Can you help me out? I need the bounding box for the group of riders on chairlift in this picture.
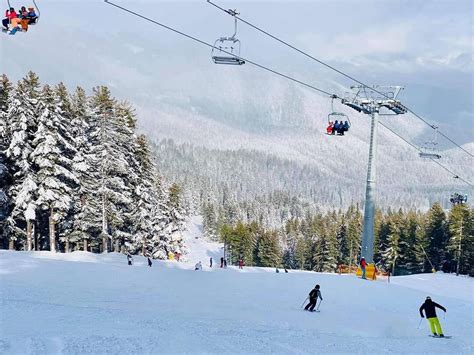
[3,5,38,35]
[326,120,350,136]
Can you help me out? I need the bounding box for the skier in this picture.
[220,257,224,268]
[210,257,213,268]
[419,296,447,337]
[360,257,367,279]
[304,284,323,312]
[147,257,152,267]
[224,259,227,268]
[284,268,288,273]
[276,268,280,273]
[195,261,202,271]
[127,253,133,266]
[238,258,244,269]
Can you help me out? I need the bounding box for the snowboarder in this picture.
[147,257,152,267]
[210,257,213,268]
[220,257,224,268]
[195,261,202,271]
[304,284,323,312]
[127,253,133,266]
[360,257,367,279]
[419,296,446,337]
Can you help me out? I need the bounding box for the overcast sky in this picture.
[1,0,472,143]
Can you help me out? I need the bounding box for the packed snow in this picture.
[0,218,472,354]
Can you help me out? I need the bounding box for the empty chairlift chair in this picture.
[419,127,442,159]
[211,9,245,66]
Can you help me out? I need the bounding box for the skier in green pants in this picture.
[419,296,447,337]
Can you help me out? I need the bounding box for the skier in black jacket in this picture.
[419,296,447,337]
[304,285,323,312]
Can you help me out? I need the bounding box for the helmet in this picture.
[426,296,431,300]
[315,284,320,289]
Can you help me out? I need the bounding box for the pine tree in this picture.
[256,229,281,267]
[424,203,448,271]
[31,84,78,252]
[446,204,472,275]
[5,72,41,250]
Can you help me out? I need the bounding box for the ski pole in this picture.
[300,296,309,308]
[417,318,423,329]
[316,299,323,311]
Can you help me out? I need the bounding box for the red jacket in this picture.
[5,10,17,19]
[360,259,367,268]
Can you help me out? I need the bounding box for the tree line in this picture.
[0,72,186,258]
[203,202,473,276]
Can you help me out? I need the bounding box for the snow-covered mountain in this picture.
[2,1,472,212]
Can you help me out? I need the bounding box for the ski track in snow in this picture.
[0,217,473,354]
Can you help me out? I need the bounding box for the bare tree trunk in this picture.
[65,239,70,253]
[102,235,108,253]
[49,208,56,252]
[83,238,88,252]
[114,239,120,253]
[142,241,146,256]
[8,239,14,250]
[26,220,33,251]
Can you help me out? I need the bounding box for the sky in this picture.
[1,0,472,144]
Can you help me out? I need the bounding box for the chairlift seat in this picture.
[212,56,245,65]
[419,152,442,159]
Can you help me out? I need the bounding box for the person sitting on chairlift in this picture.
[333,120,339,135]
[326,121,333,135]
[2,7,17,31]
[343,120,350,132]
[27,7,37,24]
[337,122,345,135]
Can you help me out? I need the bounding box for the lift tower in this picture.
[342,86,407,263]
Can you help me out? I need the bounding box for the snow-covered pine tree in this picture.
[131,134,156,256]
[0,75,12,244]
[31,84,78,252]
[67,86,99,252]
[5,72,41,250]
[89,87,133,252]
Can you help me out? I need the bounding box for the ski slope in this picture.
[0,219,473,354]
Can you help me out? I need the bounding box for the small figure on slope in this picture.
[127,253,133,266]
[360,257,367,279]
[147,257,153,267]
[195,261,202,271]
[419,296,447,337]
[220,257,224,268]
[210,257,213,268]
[304,284,323,312]
[238,258,244,269]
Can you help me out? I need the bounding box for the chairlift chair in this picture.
[211,10,245,66]
[419,127,442,160]
[327,97,351,135]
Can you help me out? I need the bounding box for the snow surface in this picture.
[0,218,473,354]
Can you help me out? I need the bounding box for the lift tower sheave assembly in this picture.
[342,86,408,263]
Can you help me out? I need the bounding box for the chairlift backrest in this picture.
[211,12,245,65]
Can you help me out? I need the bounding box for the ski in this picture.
[428,335,452,339]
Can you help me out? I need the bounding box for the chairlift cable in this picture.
[207,0,474,159]
[103,0,471,187]
[103,0,334,97]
